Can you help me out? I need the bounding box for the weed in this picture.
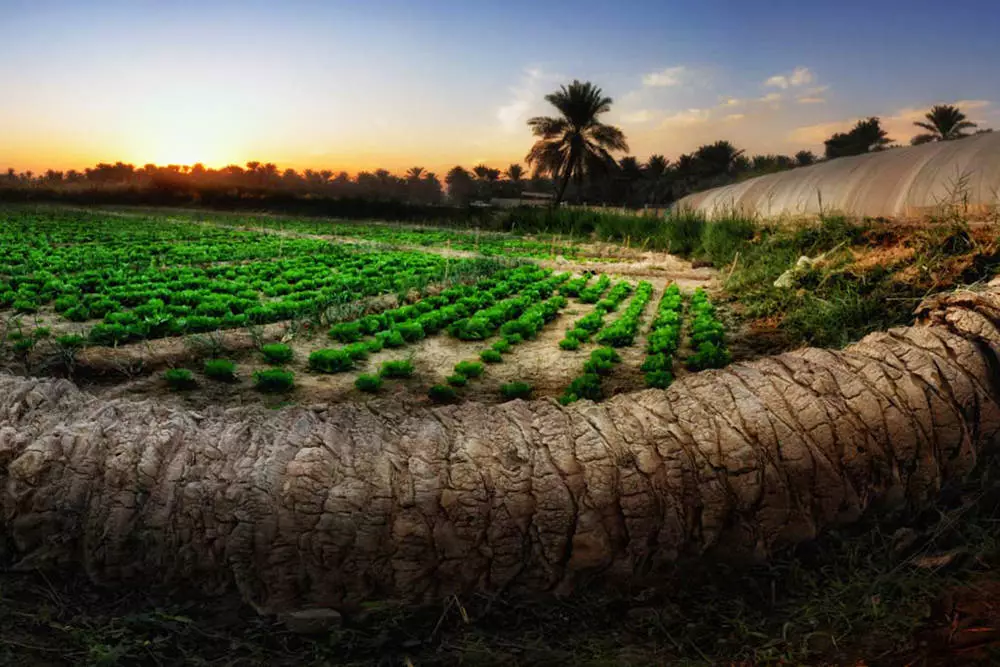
[163,368,196,390]
[203,358,237,382]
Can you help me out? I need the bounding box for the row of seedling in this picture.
[685,288,731,371]
[640,283,683,389]
[558,281,633,350]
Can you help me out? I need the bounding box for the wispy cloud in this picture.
[497,68,554,134]
[659,108,711,128]
[622,109,655,123]
[642,66,688,88]
[765,66,814,89]
[796,85,829,104]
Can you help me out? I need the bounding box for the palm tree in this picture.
[643,155,670,206]
[825,118,893,159]
[526,80,629,205]
[911,104,978,145]
[694,140,745,179]
[405,167,426,182]
[505,164,525,184]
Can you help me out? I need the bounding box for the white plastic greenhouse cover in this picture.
[675,131,1000,219]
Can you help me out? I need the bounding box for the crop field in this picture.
[0,206,726,407]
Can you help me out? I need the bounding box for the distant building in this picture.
[489,191,555,208]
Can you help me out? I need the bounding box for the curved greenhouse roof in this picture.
[676,131,1000,219]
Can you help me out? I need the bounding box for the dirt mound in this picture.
[1,281,999,615]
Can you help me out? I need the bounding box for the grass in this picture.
[2,453,995,665]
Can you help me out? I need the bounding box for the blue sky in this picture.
[1,0,998,173]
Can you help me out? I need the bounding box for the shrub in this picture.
[454,360,484,378]
[480,349,503,364]
[559,336,581,351]
[645,370,674,389]
[491,338,512,354]
[354,373,383,393]
[393,321,425,343]
[640,353,671,373]
[204,358,237,382]
[364,337,385,353]
[380,359,415,379]
[309,348,355,373]
[378,329,406,348]
[342,343,370,362]
[428,384,457,403]
[329,321,363,343]
[55,334,85,349]
[164,368,196,390]
[446,373,468,387]
[560,373,602,404]
[261,343,293,364]
[500,381,533,400]
[254,368,295,392]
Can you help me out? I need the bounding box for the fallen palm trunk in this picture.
[2,283,999,614]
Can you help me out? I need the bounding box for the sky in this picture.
[2,0,999,176]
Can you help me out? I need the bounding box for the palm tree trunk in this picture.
[2,283,999,613]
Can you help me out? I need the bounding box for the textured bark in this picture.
[2,283,1000,614]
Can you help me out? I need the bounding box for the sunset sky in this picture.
[2,0,999,175]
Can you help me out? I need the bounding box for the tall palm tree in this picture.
[694,140,745,179]
[405,167,426,182]
[911,104,978,145]
[526,80,629,205]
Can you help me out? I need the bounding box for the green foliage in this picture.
[203,358,237,382]
[261,343,293,364]
[686,341,732,371]
[644,370,674,388]
[595,281,653,347]
[454,360,484,378]
[479,349,503,364]
[500,381,533,400]
[354,373,383,393]
[253,368,295,392]
[379,359,415,378]
[559,373,603,404]
[55,334,85,349]
[164,368,196,390]
[491,338,512,354]
[427,384,457,403]
[702,216,756,265]
[328,321,363,343]
[559,336,581,351]
[446,373,468,387]
[309,348,355,373]
[662,209,707,256]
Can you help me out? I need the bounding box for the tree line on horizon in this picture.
[1,90,991,210]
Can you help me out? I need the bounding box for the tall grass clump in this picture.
[702,215,756,265]
[661,209,707,256]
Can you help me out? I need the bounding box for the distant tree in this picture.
[405,167,426,182]
[694,140,745,179]
[911,104,978,145]
[824,117,893,159]
[505,164,525,183]
[795,150,817,166]
[617,156,644,206]
[643,154,670,206]
[525,80,629,205]
[445,165,475,204]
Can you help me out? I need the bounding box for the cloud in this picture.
[496,68,552,134]
[622,109,655,123]
[760,92,783,104]
[789,100,994,146]
[642,66,688,88]
[659,108,712,128]
[765,66,814,89]
[796,85,829,104]
[721,97,744,107]
[724,114,745,122]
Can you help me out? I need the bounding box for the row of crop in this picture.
[557,283,652,404]
[640,283,683,388]
[558,281,633,350]
[307,270,567,376]
[685,288,731,371]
